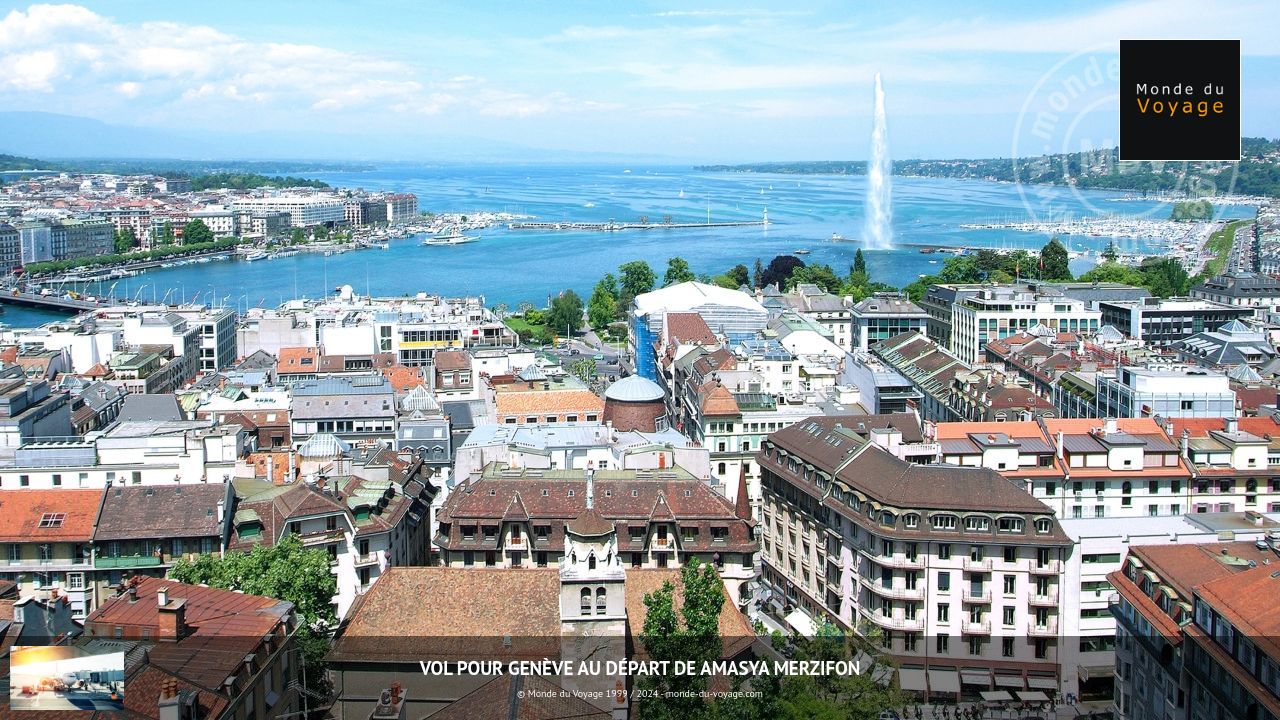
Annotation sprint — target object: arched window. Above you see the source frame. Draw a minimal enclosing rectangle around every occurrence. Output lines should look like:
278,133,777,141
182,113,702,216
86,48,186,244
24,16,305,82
1122,482,1132,494
596,587,607,615
1247,479,1258,492
580,587,591,616
588,554,597,571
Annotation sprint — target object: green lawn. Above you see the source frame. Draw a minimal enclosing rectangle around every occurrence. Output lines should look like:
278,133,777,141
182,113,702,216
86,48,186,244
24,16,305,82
1201,219,1252,279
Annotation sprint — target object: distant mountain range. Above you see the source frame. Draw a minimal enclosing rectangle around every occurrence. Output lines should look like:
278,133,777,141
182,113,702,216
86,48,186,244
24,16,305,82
0,111,676,166
696,138,1280,197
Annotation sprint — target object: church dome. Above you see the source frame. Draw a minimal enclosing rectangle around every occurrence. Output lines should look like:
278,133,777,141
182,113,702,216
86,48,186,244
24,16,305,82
604,375,664,403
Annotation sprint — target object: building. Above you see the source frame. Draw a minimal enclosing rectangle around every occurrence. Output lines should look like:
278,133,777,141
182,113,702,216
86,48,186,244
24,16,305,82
1093,365,1238,419
758,416,1074,698
82,576,301,720
1169,416,1280,514
1098,297,1252,346
850,293,929,352
433,463,758,605
1191,270,1280,317
91,483,230,607
602,375,668,432
488,369,604,426
187,207,240,238
630,282,768,381
871,331,970,422
15,216,113,264
431,349,474,398
384,193,418,223
1108,540,1280,720
94,206,154,245
327,563,755,720
290,376,397,446
0,365,74,463
228,443,436,618
0,222,21,272
1174,319,1278,371
950,285,1101,364
0,488,100,617
839,351,924,415
230,195,345,227
242,210,291,239
774,284,855,351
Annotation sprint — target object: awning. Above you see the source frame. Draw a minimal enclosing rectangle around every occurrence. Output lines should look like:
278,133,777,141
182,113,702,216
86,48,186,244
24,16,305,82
994,674,1023,688
898,666,927,692
980,690,1013,702
928,668,961,694
785,609,816,638
1026,677,1059,690
1017,690,1050,702
961,669,991,685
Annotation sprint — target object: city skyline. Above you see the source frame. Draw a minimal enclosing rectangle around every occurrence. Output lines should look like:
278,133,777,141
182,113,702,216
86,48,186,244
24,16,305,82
1,0,1279,162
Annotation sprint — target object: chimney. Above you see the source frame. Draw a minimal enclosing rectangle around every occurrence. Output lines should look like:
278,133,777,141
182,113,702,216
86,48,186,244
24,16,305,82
1103,417,1118,435
216,498,225,524
1180,429,1190,459
158,593,187,642
157,586,168,607
128,586,138,603
370,683,408,720
1055,431,1064,460
1225,417,1239,434
585,463,595,509
158,679,185,720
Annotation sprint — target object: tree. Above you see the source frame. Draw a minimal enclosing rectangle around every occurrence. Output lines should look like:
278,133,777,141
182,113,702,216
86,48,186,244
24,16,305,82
767,623,907,719
752,258,764,288
726,264,750,288
113,228,136,254
1140,257,1191,297
588,276,619,329
1039,238,1072,281
853,249,867,276
169,534,337,703
313,225,330,241
619,260,656,299
492,302,509,319
158,222,176,247
758,255,806,290
516,301,535,317
1078,261,1143,285
789,263,842,293
182,219,214,246
664,256,696,286
637,559,725,720
567,357,597,385
546,289,585,336
1102,240,1119,262
290,227,306,245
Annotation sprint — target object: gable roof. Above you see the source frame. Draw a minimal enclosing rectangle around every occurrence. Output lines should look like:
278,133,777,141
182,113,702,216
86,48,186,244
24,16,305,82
0,489,102,542
94,484,226,542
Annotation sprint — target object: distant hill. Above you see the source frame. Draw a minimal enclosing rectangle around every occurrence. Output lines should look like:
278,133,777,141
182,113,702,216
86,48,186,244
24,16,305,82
697,138,1280,197
0,152,48,171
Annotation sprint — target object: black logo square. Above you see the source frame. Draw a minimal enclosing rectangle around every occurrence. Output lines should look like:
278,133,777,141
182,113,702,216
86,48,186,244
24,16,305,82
1119,39,1240,161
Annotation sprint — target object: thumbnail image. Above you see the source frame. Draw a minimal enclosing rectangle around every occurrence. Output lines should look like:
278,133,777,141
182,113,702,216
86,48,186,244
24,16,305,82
9,645,125,712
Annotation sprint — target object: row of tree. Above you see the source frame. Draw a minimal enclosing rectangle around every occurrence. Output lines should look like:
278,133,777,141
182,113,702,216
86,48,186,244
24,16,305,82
25,226,240,275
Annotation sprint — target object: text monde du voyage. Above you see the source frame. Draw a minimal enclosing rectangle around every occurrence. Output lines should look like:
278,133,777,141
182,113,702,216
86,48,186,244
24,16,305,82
1134,82,1228,118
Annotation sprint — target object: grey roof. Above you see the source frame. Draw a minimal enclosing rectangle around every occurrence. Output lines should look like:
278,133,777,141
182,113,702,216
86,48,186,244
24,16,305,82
400,385,440,414
441,400,477,429
116,393,183,423
78,381,124,412
95,484,226,541
291,375,392,396
298,433,351,458
604,375,664,402
292,392,395,419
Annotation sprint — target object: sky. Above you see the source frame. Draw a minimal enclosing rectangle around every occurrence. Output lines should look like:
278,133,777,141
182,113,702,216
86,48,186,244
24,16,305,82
0,0,1278,162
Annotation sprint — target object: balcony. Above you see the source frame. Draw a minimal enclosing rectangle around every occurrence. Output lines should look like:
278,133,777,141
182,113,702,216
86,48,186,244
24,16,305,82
651,537,675,552
353,552,381,568
963,588,992,603
95,555,164,569
1029,593,1059,607
1029,560,1062,575
506,536,526,550
864,579,925,601
962,557,993,571
5,558,93,570
299,529,345,547
868,613,924,631
962,619,992,634
1028,618,1059,636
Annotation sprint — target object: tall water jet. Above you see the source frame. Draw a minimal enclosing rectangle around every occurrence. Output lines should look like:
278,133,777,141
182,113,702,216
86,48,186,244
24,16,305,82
863,73,893,250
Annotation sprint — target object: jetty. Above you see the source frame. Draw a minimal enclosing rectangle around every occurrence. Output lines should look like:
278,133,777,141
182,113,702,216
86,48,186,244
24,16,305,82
508,211,770,233
0,289,106,312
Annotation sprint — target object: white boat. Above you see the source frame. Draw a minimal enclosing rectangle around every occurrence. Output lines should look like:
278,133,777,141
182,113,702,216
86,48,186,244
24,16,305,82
583,202,596,208
244,251,268,262
424,230,479,246
831,232,846,241
794,249,811,255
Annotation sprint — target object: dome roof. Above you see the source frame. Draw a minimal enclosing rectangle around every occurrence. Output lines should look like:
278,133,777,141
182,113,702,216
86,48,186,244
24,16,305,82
604,375,665,403
298,433,351,459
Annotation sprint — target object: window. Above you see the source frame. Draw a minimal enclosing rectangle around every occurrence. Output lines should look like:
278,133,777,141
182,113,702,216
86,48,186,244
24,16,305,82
19,475,29,487
996,517,1024,533
1002,637,1015,657
51,474,61,487
937,572,950,592
1002,575,1016,595
937,603,950,622
936,635,949,654
1003,546,1017,563
580,588,592,616
938,544,951,560
485,551,496,567
37,513,65,529
1003,607,1015,626
596,588,607,615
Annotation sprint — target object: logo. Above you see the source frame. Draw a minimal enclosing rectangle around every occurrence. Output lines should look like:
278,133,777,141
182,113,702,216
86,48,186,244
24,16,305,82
1120,40,1240,161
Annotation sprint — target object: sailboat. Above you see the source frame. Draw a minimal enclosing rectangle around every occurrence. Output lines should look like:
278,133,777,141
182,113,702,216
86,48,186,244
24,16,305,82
679,189,685,198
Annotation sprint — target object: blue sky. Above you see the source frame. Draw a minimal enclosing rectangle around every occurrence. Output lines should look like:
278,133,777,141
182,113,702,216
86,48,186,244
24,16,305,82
0,1,1277,161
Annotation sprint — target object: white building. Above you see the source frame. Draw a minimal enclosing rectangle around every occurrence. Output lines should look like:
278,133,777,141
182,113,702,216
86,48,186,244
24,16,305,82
231,196,345,227
951,286,1101,364
1094,365,1237,419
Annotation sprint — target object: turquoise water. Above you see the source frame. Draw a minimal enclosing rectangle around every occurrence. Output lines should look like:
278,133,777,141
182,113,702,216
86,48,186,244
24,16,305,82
6,165,1254,327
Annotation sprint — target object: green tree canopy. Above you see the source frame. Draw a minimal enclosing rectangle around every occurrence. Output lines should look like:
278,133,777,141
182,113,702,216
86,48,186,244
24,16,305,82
637,559,725,720
113,228,137,254
726,263,750,288
789,262,842,293
619,260,656,298
759,255,806,290
853,249,867,276
546,289,585,336
588,275,619,329
1039,238,1072,281
182,218,214,246
664,256,696,286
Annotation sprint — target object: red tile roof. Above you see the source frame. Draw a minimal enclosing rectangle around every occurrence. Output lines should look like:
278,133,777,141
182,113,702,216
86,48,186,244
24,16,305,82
0,489,101,542
380,365,424,394
1169,416,1280,438
276,347,317,374
433,350,472,371
665,312,718,346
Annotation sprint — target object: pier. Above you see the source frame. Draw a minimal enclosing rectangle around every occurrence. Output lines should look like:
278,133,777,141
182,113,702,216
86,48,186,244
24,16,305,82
508,213,769,233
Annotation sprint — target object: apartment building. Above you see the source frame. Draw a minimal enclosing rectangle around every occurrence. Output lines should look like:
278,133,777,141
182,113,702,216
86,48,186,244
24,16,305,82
1191,270,1280,317
82,576,300,720
1109,541,1280,720
0,222,21,272
950,285,1101,364
384,193,419,223
850,293,929,352
1054,365,1241,420
773,283,855,351
0,489,100,617
872,331,970,422
290,375,397,446
1099,297,1252,346
230,195,345,227
0,365,74,462
433,464,759,605
1169,416,1280,514
759,416,1073,698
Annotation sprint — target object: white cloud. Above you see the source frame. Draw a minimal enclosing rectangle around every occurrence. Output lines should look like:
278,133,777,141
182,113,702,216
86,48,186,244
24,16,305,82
115,81,140,98
0,50,60,91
